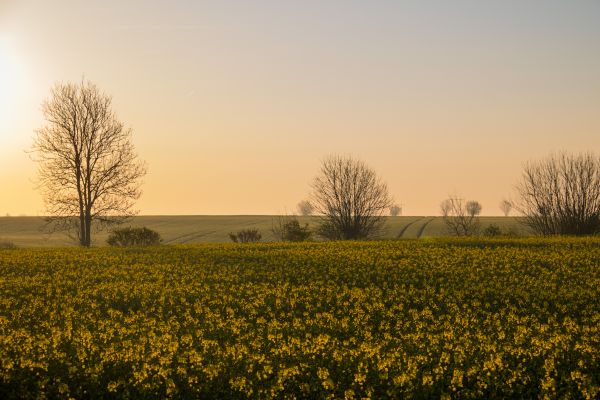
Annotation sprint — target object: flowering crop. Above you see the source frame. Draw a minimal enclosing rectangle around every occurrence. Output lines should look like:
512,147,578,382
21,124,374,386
0,238,598,399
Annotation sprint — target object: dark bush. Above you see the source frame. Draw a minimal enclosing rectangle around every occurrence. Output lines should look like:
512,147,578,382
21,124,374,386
272,217,312,242
482,224,502,237
229,229,262,243
281,219,311,242
107,227,162,247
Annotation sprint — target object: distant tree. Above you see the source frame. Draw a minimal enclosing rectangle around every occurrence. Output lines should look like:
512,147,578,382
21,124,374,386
441,197,482,236
389,204,402,216
32,80,146,247
311,155,393,240
466,201,482,218
229,229,262,243
499,199,513,217
297,200,314,216
517,152,600,235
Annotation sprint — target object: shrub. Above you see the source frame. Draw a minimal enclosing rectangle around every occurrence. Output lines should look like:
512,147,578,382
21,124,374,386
272,217,312,242
281,219,311,242
229,229,262,243
107,227,162,247
482,224,502,237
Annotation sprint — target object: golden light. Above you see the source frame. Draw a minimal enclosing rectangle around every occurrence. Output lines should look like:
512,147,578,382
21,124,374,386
0,36,25,146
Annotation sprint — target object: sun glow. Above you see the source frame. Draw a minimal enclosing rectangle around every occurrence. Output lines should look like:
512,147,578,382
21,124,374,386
0,36,26,146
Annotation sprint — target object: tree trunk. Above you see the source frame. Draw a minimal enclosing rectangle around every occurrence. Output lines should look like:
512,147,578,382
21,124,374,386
79,211,86,246
83,209,92,247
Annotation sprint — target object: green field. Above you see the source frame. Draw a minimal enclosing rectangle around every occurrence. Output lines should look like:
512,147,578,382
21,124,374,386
0,238,598,398
0,216,528,247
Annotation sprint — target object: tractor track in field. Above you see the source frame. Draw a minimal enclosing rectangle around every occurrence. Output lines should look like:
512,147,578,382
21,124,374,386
179,230,218,244
164,230,217,244
396,217,424,238
416,217,435,238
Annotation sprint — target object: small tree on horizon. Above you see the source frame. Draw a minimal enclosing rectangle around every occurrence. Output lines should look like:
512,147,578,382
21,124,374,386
499,199,513,217
297,200,314,216
441,197,482,236
389,204,402,216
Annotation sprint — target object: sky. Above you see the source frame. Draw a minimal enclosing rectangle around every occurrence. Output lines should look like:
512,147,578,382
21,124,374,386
1,0,599,216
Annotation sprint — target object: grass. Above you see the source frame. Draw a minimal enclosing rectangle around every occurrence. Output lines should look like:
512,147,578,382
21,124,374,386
0,216,528,247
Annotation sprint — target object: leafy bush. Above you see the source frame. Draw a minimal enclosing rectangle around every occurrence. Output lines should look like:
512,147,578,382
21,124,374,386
482,224,502,237
107,227,162,247
228,229,262,243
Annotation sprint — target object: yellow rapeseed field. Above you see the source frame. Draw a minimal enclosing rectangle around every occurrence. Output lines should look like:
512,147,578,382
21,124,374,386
0,238,598,399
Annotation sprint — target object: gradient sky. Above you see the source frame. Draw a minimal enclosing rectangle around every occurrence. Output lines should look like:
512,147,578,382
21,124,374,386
1,0,599,216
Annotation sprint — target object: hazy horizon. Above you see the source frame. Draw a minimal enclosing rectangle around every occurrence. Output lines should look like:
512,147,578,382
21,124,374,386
2,1,599,216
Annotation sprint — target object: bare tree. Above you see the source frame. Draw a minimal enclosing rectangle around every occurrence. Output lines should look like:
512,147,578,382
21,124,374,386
389,204,402,216
32,80,146,247
517,152,600,235
441,197,482,236
499,199,513,217
297,200,314,216
310,155,393,240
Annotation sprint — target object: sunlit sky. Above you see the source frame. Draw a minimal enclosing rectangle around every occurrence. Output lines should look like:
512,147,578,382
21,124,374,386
1,1,599,216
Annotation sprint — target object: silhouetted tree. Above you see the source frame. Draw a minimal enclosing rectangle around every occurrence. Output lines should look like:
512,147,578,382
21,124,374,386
499,199,513,217
517,152,600,235
389,204,402,216
32,80,146,247
441,197,482,236
311,155,392,240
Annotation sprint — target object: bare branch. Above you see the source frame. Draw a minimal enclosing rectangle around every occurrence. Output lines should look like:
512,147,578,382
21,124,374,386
310,155,393,240
31,80,146,246
516,152,600,235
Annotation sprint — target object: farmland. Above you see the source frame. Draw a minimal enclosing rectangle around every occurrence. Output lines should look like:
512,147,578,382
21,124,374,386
0,216,528,247
0,238,598,398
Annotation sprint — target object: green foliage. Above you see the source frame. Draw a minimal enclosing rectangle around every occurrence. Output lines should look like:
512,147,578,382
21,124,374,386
106,227,162,247
228,228,262,243
0,238,598,398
